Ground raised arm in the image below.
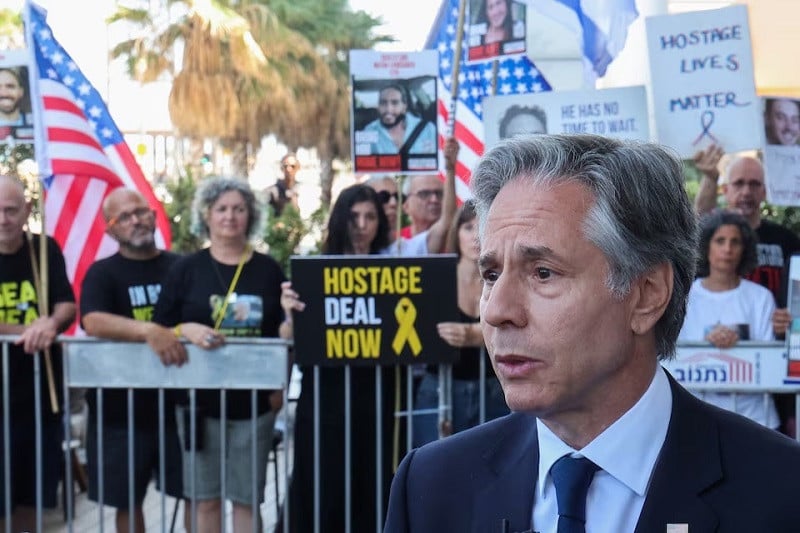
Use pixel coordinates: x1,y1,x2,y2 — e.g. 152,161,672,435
693,144,724,216
426,137,460,254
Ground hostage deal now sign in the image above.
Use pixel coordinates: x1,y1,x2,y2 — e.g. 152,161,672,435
290,255,458,367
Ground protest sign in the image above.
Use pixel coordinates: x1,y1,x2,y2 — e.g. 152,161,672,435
0,49,36,153
466,0,527,63
762,96,800,205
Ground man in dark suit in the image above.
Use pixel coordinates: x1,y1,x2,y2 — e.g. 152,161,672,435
385,134,800,533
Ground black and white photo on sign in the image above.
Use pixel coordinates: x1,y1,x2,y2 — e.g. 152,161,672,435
349,50,439,175
645,5,761,158
482,86,649,149
466,0,526,62
762,96,800,206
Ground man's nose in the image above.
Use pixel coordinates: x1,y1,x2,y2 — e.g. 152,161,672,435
481,274,527,329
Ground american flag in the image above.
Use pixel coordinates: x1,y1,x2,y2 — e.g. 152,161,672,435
427,0,552,199
24,1,171,326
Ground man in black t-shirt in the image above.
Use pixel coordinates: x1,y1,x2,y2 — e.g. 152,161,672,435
694,149,800,437
264,152,300,218
80,188,186,533
0,175,75,532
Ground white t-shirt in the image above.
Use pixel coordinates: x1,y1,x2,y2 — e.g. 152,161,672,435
379,230,428,257
678,278,779,428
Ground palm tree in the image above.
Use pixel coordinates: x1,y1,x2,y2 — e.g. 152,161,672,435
109,0,390,206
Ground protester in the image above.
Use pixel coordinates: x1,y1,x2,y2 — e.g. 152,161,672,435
498,104,547,139
0,175,75,532
80,188,187,533
154,177,288,533
283,184,397,533
679,211,779,428
361,83,436,155
413,200,508,447
399,174,444,241
385,135,800,532
694,147,800,436
265,152,300,218
764,97,800,146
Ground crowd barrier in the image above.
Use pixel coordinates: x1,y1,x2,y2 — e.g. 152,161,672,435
1,336,798,533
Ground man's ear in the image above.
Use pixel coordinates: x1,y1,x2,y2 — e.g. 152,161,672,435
630,262,673,336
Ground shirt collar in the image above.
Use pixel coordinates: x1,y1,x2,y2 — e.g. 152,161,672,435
536,366,673,498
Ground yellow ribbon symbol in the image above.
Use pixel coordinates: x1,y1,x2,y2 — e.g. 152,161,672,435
392,297,422,356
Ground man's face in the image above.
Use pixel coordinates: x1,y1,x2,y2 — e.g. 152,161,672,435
478,179,643,420
105,190,156,252
281,156,299,184
0,179,29,251
378,88,407,129
722,158,765,221
404,175,443,230
0,71,24,117
766,99,800,146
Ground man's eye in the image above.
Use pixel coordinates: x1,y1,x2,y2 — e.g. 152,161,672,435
480,270,499,283
535,268,552,280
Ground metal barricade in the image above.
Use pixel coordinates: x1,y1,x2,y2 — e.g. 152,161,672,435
0,335,289,533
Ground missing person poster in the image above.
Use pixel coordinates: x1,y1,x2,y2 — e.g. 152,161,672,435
350,50,439,175
645,6,761,158
0,50,36,169
290,255,458,367
482,86,649,148
762,96,800,206
466,0,527,63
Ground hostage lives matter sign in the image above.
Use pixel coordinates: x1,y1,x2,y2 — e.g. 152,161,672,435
645,6,761,157
290,255,458,367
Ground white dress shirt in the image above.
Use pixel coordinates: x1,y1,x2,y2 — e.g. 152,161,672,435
531,367,673,533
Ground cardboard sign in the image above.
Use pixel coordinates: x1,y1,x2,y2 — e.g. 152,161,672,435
350,50,439,175
645,6,761,157
483,86,649,148
466,0,527,63
762,96,800,206
290,255,458,367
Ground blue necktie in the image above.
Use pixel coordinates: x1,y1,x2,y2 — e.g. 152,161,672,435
551,455,600,533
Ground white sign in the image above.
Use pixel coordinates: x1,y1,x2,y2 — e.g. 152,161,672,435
0,49,36,147
762,96,800,205
645,6,761,158
349,50,439,175
482,86,650,149
663,342,797,392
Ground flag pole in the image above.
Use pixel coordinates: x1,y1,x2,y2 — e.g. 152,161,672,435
447,0,468,137
25,183,59,415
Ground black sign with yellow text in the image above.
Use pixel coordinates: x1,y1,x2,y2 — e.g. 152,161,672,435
290,255,459,367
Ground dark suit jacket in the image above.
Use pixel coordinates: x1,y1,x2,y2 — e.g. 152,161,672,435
385,374,800,532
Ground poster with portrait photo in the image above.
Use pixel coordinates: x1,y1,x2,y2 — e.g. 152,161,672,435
762,96,800,206
466,0,526,63
350,50,439,175
482,86,650,149
0,50,36,164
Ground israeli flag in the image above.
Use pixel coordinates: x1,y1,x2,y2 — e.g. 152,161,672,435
532,0,639,81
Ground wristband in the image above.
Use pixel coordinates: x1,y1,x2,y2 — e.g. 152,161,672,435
173,324,182,337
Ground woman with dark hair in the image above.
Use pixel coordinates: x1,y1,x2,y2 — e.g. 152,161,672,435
282,184,397,533
154,177,289,532
478,0,513,44
413,200,508,447
678,211,779,428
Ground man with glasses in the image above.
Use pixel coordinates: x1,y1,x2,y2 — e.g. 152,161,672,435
695,149,800,437
266,153,300,218
0,175,75,532
80,187,187,533
400,173,446,242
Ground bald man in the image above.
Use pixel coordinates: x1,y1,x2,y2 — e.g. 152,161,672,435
0,175,75,532
80,188,187,533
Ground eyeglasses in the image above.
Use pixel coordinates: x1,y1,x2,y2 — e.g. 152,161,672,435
729,180,763,190
413,189,444,200
107,207,154,228
376,190,399,204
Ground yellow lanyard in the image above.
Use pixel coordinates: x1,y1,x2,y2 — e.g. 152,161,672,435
213,244,250,331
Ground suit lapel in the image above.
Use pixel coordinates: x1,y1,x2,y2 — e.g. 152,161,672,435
472,413,539,533
634,375,720,533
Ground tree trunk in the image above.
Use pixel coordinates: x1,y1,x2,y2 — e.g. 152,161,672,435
317,142,334,209
221,139,250,178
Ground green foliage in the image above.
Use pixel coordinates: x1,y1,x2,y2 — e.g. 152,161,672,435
0,143,35,179
165,170,202,253
264,205,305,275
